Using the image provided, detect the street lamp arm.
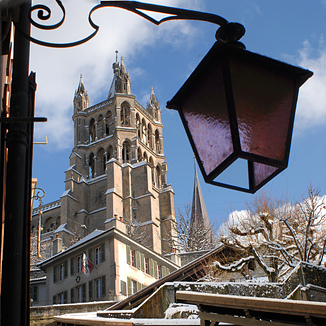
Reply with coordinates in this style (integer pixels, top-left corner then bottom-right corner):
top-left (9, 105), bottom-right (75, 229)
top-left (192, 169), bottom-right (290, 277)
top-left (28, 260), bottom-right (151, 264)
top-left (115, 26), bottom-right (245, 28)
top-left (24, 0), bottom-right (244, 48)
top-left (100, 1), bottom-right (229, 27)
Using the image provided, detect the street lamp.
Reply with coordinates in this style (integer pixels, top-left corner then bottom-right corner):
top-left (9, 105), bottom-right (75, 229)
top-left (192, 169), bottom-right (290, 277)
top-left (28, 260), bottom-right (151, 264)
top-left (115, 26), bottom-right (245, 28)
top-left (23, 1), bottom-right (313, 193)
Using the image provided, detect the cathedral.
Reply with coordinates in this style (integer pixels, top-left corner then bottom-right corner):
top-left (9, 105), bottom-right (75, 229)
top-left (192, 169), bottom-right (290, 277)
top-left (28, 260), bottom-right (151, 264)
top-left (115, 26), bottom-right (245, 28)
top-left (32, 52), bottom-right (176, 256)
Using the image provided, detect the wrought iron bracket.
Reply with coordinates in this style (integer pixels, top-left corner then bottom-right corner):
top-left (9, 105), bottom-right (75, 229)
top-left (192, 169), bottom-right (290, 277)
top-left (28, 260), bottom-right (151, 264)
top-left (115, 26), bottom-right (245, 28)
top-left (22, 0), bottom-right (245, 48)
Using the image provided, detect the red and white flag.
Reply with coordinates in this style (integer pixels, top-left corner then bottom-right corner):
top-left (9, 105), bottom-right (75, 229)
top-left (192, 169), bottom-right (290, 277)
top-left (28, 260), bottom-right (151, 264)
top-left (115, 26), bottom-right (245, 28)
top-left (81, 253), bottom-right (94, 277)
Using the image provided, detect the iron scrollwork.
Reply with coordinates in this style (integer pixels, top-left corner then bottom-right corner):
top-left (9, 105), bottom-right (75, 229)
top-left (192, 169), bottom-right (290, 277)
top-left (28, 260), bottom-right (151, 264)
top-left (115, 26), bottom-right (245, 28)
top-left (23, 0), bottom-right (244, 48)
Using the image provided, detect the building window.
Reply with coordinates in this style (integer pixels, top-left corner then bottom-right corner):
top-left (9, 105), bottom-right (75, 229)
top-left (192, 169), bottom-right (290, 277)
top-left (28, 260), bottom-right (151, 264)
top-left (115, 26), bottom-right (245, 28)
top-left (57, 291), bottom-right (67, 304)
top-left (59, 263), bottom-right (65, 281)
top-left (144, 258), bottom-right (149, 274)
top-left (157, 265), bottom-right (161, 279)
top-left (94, 276), bottom-right (106, 299)
top-left (77, 255), bottom-right (82, 273)
top-left (132, 280), bottom-right (137, 295)
top-left (131, 250), bottom-right (136, 267)
top-left (95, 246), bottom-right (101, 265)
top-left (30, 285), bottom-right (38, 303)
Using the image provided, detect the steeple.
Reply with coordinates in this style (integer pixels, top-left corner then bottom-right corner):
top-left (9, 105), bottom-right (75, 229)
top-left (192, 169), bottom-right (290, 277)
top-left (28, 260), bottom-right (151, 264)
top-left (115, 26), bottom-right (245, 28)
top-left (190, 161), bottom-right (213, 244)
top-left (108, 51), bottom-right (131, 98)
top-left (74, 74), bottom-right (89, 113)
top-left (147, 86), bottom-right (161, 122)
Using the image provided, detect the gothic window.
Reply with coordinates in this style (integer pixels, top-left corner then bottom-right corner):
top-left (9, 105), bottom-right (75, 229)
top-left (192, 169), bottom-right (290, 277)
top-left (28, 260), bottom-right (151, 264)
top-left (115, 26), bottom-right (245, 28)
top-left (97, 115), bottom-right (104, 139)
top-left (89, 118), bottom-right (96, 142)
top-left (137, 147), bottom-right (142, 162)
top-left (147, 124), bottom-right (153, 149)
top-left (106, 110), bottom-right (112, 135)
top-left (121, 102), bottom-right (130, 126)
top-left (122, 141), bottom-right (131, 163)
top-left (136, 114), bottom-right (140, 138)
top-left (155, 165), bottom-right (162, 188)
top-left (89, 153), bottom-right (95, 178)
top-left (141, 119), bottom-right (147, 144)
top-left (155, 129), bottom-right (161, 153)
top-left (143, 152), bottom-right (148, 163)
top-left (149, 157), bottom-right (154, 185)
top-left (97, 148), bottom-right (105, 175)
top-left (107, 145), bottom-right (113, 162)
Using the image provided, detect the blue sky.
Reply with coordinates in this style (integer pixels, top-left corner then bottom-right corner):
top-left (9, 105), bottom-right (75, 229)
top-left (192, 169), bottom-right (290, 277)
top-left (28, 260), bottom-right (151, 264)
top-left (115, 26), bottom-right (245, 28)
top-left (31, 0), bottom-right (326, 228)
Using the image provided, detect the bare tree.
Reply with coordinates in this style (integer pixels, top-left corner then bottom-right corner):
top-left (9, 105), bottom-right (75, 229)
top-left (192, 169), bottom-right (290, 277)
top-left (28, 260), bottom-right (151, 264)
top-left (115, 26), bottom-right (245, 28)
top-left (217, 187), bottom-right (326, 282)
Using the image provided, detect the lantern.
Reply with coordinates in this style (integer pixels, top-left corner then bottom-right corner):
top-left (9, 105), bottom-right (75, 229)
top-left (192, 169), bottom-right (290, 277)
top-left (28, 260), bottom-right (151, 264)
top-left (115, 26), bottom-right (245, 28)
top-left (167, 42), bottom-right (313, 193)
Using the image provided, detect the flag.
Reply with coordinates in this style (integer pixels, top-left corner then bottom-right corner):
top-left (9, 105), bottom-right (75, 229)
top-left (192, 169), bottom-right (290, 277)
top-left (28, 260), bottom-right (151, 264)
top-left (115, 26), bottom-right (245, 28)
top-left (81, 253), bottom-right (94, 277)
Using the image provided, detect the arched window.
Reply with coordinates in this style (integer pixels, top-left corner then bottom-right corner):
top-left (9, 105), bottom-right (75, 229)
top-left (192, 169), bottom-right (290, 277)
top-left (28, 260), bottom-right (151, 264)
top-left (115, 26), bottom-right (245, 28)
top-left (149, 157), bottom-right (155, 185)
top-left (97, 148), bottom-right (105, 175)
top-left (141, 119), bottom-right (147, 144)
top-left (97, 115), bottom-right (104, 139)
top-left (136, 114), bottom-right (141, 139)
top-left (155, 129), bottom-right (161, 153)
top-left (137, 147), bottom-right (142, 162)
top-left (122, 141), bottom-right (131, 163)
top-left (89, 153), bottom-right (95, 178)
top-left (147, 124), bottom-right (153, 149)
top-left (121, 102), bottom-right (130, 126)
top-left (89, 118), bottom-right (96, 142)
top-left (143, 152), bottom-right (148, 162)
top-left (155, 165), bottom-right (162, 188)
top-left (107, 145), bottom-right (113, 161)
top-left (106, 110), bottom-right (112, 135)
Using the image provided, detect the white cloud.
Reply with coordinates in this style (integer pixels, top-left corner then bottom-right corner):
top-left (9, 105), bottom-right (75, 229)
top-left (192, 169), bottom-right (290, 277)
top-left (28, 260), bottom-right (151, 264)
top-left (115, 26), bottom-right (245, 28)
top-left (30, 0), bottom-right (201, 150)
top-left (294, 39), bottom-right (326, 133)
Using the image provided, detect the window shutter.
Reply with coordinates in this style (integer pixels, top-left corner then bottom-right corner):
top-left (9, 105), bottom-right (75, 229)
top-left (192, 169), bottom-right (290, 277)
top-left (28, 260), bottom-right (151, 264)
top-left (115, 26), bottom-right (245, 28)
top-left (89, 280), bottom-right (93, 301)
top-left (82, 284), bottom-right (86, 302)
top-left (70, 258), bottom-right (74, 276)
top-left (64, 291), bottom-right (68, 304)
top-left (101, 275), bottom-right (106, 297)
top-left (126, 245), bottom-right (131, 265)
top-left (53, 295), bottom-right (57, 304)
top-left (70, 288), bottom-right (74, 303)
top-left (53, 265), bottom-right (57, 283)
top-left (137, 282), bottom-right (141, 292)
top-left (101, 243), bottom-right (105, 262)
top-left (127, 277), bottom-right (132, 296)
top-left (136, 251), bottom-right (140, 270)
top-left (64, 260), bottom-right (68, 279)
top-left (88, 248), bottom-right (93, 263)
top-left (154, 260), bottom-right (158, 278)
top-left (167, 268), bottom-right (170, 275)
top-left (162, 266), bottom-right (166, 277)
top-left (140, 253), bottom-right (145, 272)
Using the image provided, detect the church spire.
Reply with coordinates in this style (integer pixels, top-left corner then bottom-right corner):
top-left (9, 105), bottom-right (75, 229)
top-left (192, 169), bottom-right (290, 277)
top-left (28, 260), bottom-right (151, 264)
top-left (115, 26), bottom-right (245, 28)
top-left (190, 160), bottom-right (213, 244)
top-left (74, 74), bottom-right (89, 112)
top-left (108, 51), bottom-right (131, 98)
top-left (147, 86), bottom-right (161, 122)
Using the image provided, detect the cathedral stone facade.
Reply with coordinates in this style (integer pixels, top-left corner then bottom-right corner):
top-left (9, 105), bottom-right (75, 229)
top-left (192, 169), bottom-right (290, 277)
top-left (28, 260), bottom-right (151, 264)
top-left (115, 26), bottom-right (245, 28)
top-left (32, 53), bottom-right (176, 256)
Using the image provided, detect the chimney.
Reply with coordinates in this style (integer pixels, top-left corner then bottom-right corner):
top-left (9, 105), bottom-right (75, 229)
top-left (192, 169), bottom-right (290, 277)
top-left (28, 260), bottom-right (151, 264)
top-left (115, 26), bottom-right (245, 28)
top-left (53, 234), bottom-right (63, 255)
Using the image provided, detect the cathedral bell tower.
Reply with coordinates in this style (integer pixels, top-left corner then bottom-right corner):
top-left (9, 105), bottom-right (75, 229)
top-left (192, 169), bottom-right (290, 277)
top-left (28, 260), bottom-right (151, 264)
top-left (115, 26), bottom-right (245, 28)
top-left (61, 53), bottom-right (176, 255)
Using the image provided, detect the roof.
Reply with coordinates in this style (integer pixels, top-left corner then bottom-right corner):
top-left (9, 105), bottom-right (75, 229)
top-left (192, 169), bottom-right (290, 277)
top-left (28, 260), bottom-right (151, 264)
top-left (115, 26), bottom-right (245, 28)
top-left (37, 227), bottom-right (179, 270)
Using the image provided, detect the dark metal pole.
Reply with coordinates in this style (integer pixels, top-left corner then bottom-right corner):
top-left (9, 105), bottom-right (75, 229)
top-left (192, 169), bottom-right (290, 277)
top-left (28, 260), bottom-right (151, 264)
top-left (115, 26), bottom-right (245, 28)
top-left (1, 1), bottom-right (32, 325)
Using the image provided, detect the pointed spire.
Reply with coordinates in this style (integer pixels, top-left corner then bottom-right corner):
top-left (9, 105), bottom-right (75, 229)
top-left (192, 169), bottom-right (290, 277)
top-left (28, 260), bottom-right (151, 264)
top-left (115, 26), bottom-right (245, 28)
top-left (77, 74), bottom-right (86, 94)
top-left (190, 159), bottom-right (212, 242)
top-left (108, 51), bottom-right (131, 98)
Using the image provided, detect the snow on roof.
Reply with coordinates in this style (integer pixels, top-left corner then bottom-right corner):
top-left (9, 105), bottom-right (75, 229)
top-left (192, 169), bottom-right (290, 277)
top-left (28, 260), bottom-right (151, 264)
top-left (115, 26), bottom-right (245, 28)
top-left (69, 229), bottom-right (104, 250)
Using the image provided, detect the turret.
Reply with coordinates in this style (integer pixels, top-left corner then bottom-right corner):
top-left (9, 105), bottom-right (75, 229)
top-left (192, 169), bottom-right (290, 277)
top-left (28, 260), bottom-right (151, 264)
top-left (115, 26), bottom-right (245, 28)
top-left (108, 51), bottom-right (131, 98)
top-left (147, 87), bottom-right (161, 122)
top-left (74, 74), bottom-right (89, 113)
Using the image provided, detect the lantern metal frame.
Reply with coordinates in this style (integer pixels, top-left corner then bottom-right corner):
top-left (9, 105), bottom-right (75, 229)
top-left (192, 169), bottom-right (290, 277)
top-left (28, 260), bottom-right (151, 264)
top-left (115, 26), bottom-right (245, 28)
top-left (167, 42), bottom-right (313, 193)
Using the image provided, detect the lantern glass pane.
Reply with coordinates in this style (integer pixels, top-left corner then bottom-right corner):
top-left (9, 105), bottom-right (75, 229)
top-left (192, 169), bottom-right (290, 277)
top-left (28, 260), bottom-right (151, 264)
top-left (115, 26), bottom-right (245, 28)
top-left (252, 162), bottom-right (279, 188)
top-left (229, 54), bottom-right (295, 162)
top-left (181, 61), bottom-right (233, 176)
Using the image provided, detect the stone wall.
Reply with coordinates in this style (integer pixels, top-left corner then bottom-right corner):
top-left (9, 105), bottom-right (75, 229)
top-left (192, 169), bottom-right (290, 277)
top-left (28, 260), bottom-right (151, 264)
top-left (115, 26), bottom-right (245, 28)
top-left (30, 301), bottom-right (115, 326)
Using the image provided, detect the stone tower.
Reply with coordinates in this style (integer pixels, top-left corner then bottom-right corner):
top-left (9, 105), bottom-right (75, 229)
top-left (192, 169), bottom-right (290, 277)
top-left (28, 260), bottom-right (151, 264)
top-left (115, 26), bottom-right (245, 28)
top-left (59, 53), bottom-right (176, 254)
